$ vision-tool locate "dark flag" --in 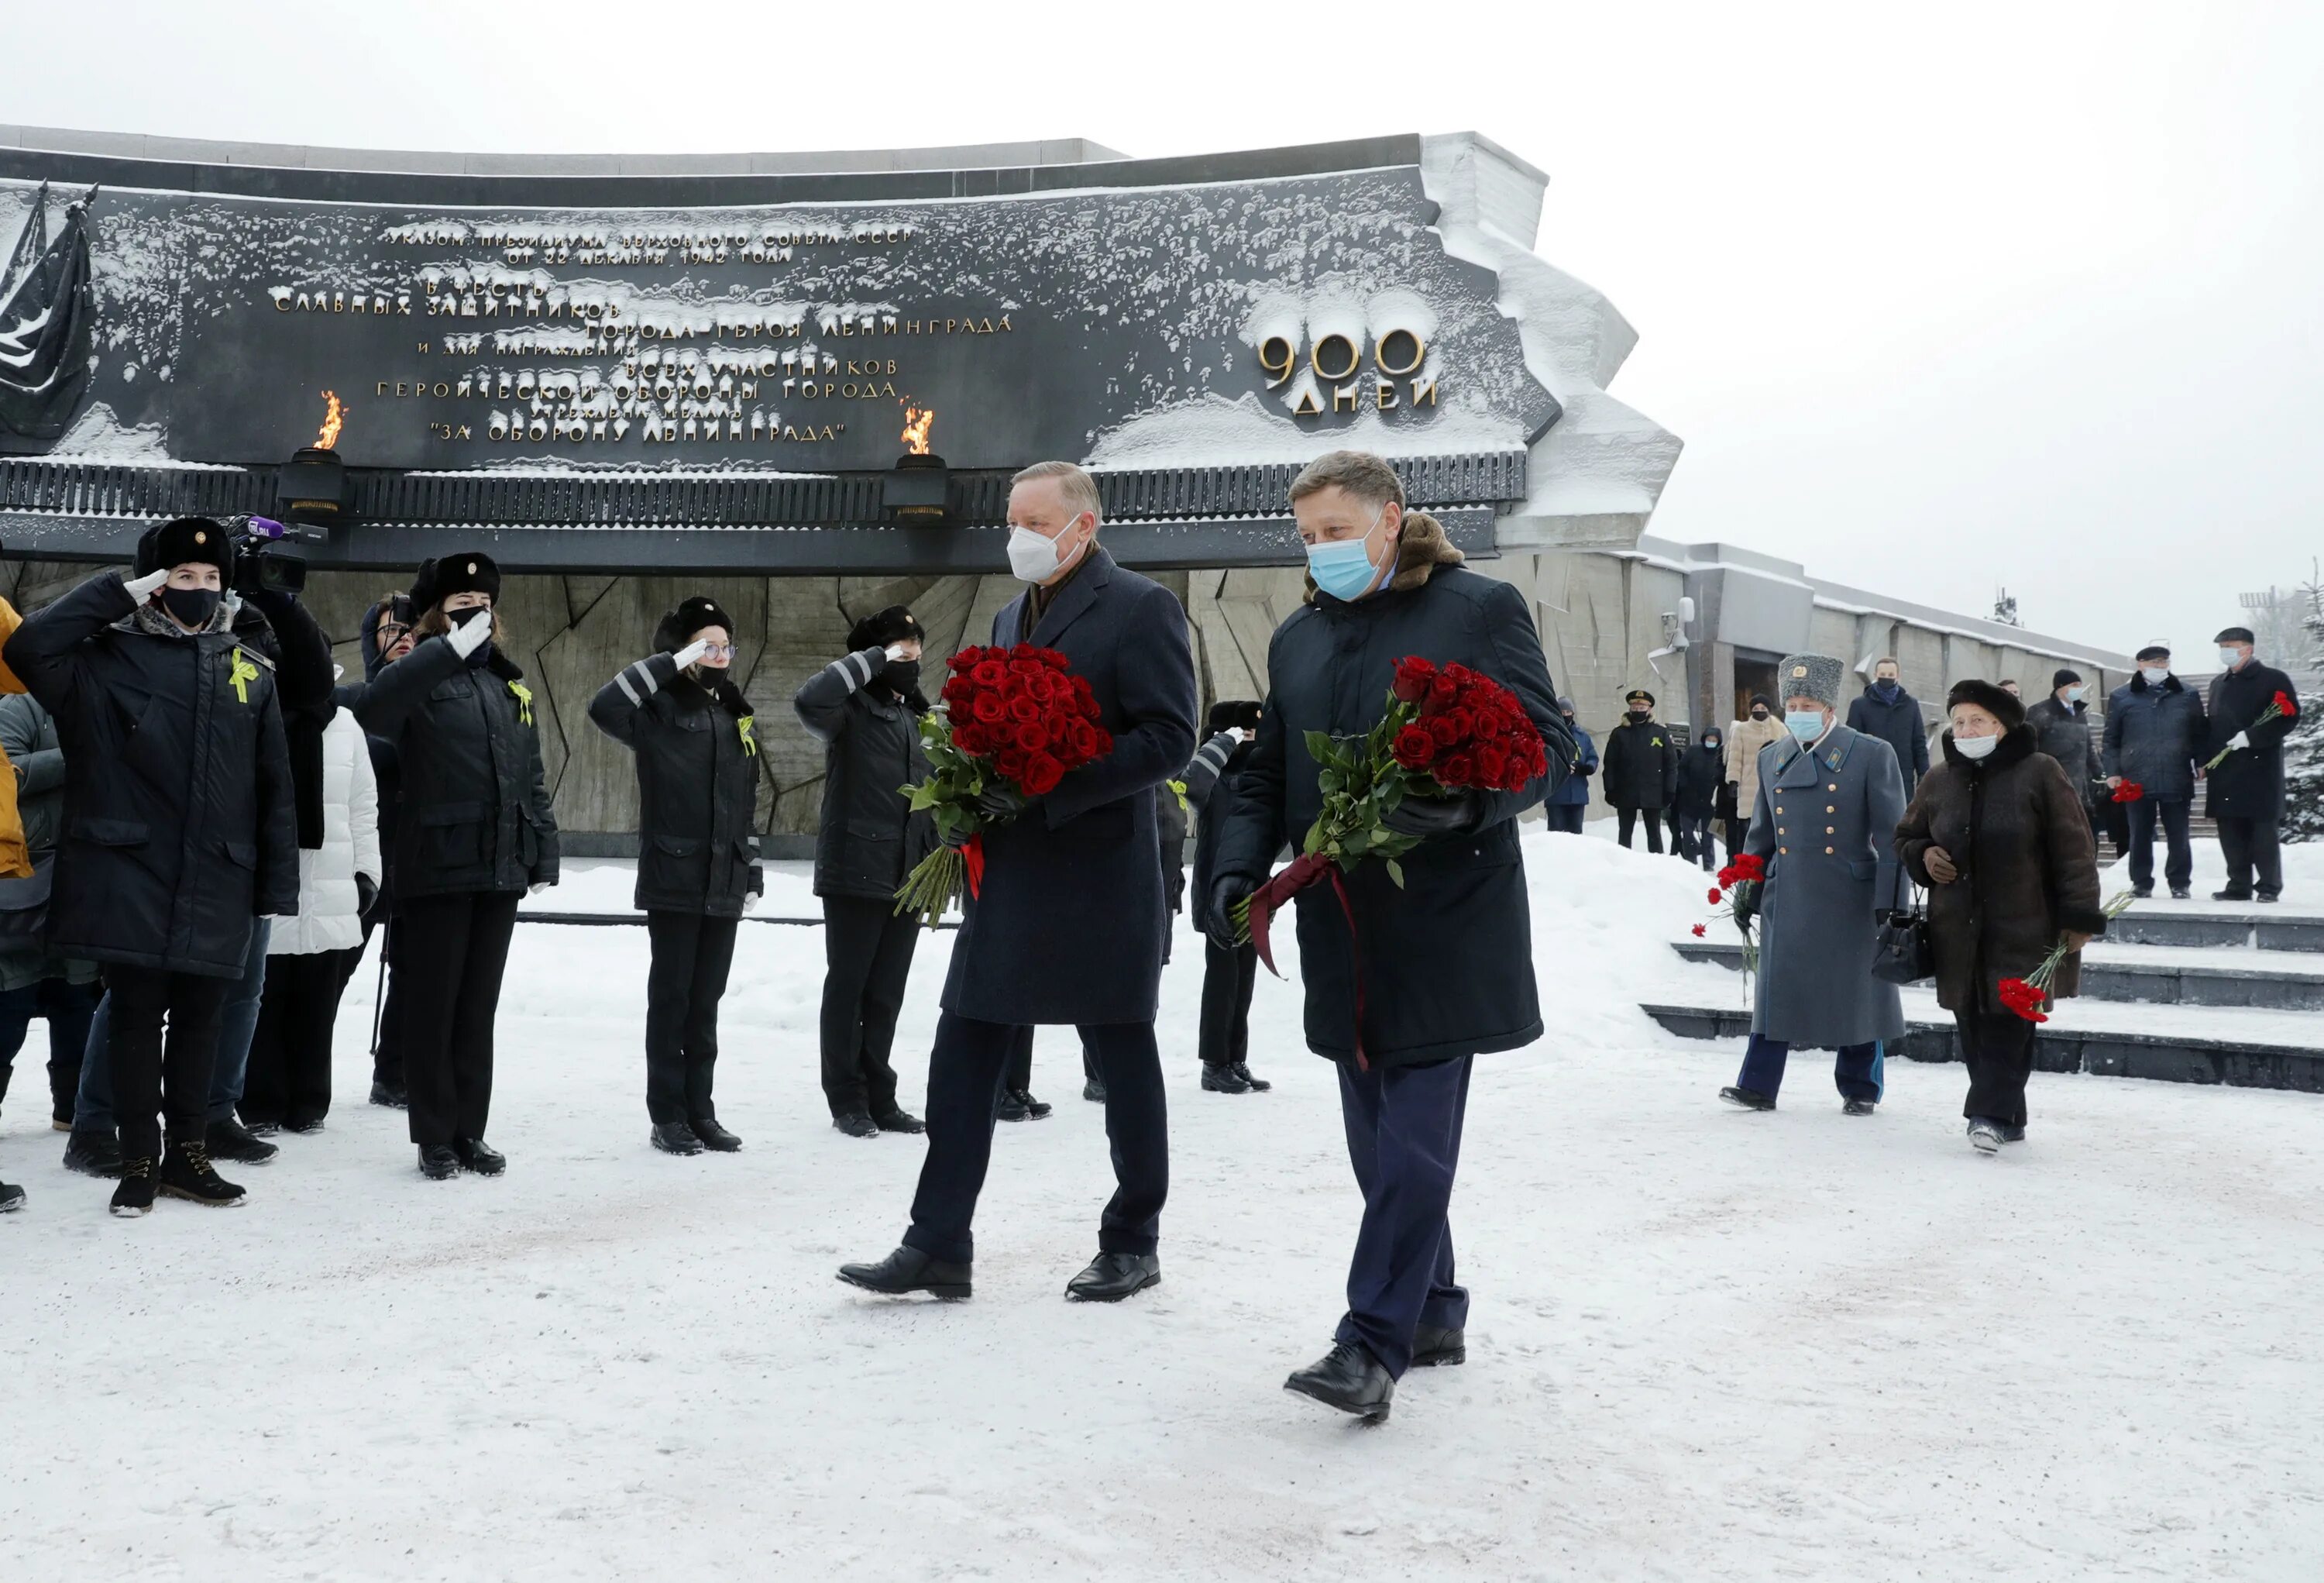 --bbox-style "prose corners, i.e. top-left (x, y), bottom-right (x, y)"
top-left (0, 184), bottom-right (98, 440)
